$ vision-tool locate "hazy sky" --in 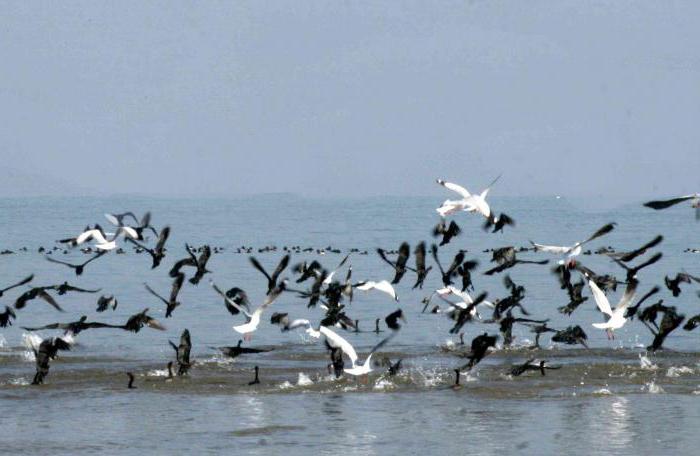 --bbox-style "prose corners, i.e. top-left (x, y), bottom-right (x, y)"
top-left (1, 1), bottom-right (699, 198)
